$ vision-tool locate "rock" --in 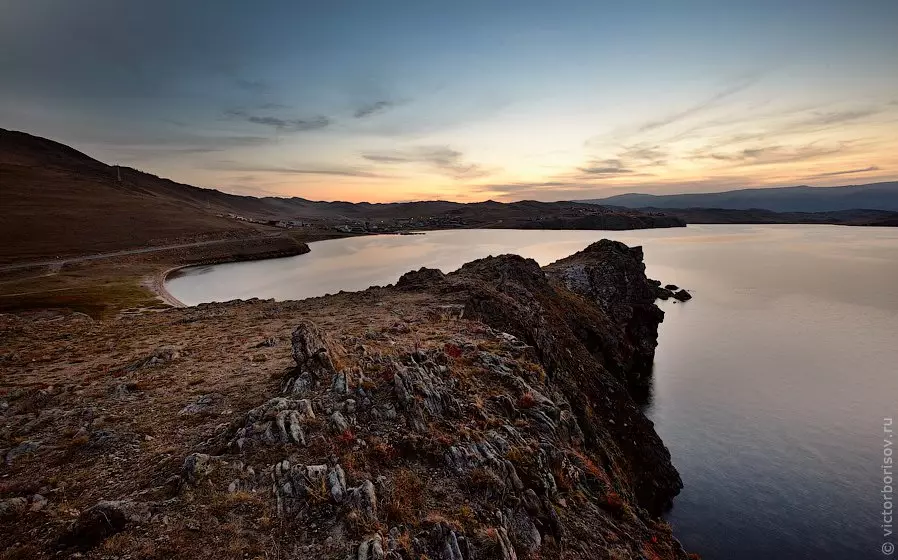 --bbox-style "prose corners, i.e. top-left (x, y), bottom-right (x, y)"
top-left (330, 411), bottom-right (350, 433)
top-left (428, 523), bottom-right (474, 560)
top-left (358, 534), bottom-right (385, 560)
top-left (4, 440), bottom-right (39, 464)
top-left (0, 497), bottom-right (27, 518)
top-left (496, 527), bottom-right (518, 560)
top-left (348, 479), bottom-right (377, 521)
top-left (255, 336), bottom-right (279, 348)
top-left (673, 289), bottom-right (692, 301)
top-left (178, 393), bottom-right (221, 415)
top-left (291, 321), bottom-right (336, 377)
top-left (327, 464), bottom-right (347, 503)
top-left (332, 370), bottom-right (350, 394)
top-left (508, 509), bottom-right (542, 556)
top-left (182, 452), bottom-right (220, 484)
top-left (30, 494), bottom-right (47, 512)
top-left (123, 347), bottom-right (180, 372)
top-left (395, 267), bottom-right (447, 290)
top-left (58, 500), bottom-right (152, 551)
top-left (664, 284), bottom-right (679, 291)
top-left (112, 382), bottom-right (139, 398)
top-left (230, 397), bottom-right (313, 450)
